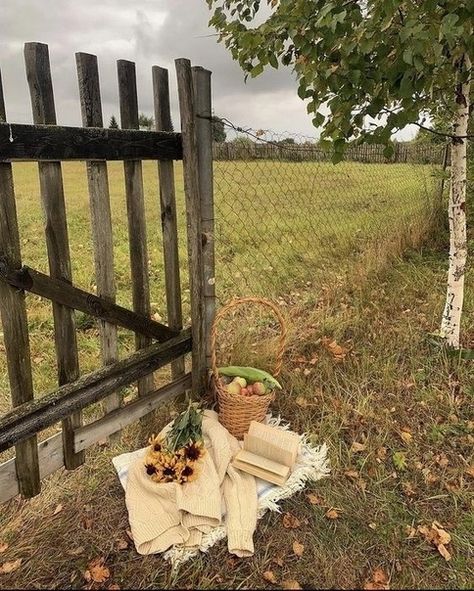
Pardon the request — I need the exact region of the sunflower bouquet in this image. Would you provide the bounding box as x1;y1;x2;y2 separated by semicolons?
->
144;401;206;485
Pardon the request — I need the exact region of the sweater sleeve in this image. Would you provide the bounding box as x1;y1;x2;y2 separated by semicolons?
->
222;438;258;557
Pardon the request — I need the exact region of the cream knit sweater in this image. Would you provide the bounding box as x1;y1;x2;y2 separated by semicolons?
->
125;410;257;557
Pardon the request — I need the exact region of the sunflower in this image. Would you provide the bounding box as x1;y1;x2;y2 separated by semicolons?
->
182;440;205;462
147;434;164;454
179;462;198;483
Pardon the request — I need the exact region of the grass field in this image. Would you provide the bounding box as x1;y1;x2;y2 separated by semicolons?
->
1;159;472;589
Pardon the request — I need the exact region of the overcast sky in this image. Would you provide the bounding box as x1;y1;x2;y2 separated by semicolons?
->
0;0;416;140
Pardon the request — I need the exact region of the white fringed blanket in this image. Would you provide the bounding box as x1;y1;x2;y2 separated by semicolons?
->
112;416;329;568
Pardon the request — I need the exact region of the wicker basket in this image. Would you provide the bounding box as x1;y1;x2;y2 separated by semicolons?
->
211;297;287;440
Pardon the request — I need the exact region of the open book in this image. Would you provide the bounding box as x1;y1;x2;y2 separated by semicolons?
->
232;421;300;485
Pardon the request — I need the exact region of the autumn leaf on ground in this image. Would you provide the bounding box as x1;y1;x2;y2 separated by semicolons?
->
345;469;359;479
282;513;301;529
67;546;85;556
115;538;129;551
0;542;8;554
405;525;416;539
351;441;366;453
321;337;349;361
292;540;304;557
465;465;474;478
400;430;413;444
263;570;277;584
53;503;63;516
418;522;452;561
282;580;302;590
0;559;22;575
306;493;323;505
325;507;342;519
363;567;390;590
84;558;110;583
108;585;121;590
295;396;312;408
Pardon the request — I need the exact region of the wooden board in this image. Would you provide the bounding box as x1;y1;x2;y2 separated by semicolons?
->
24;41;84;470
0;122;182;161
0;67;41;497
153;65;185;380
0;329;192;453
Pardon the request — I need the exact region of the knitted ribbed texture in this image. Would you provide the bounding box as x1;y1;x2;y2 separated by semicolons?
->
125;410;257;556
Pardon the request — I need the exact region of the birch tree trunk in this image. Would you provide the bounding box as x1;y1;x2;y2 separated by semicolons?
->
440;56;471;348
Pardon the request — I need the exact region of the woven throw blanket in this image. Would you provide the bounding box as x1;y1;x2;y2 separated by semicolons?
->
112;416;329;568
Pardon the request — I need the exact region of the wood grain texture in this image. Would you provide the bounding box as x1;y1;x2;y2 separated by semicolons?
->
0;329;192;453
24;41;84;470
76;51;120;421
74;372;192;452
192;66;216;368
0;122;182;161
175;58;206;396
0;433;63;504
153;65;185;380
0;67;41;498
117;59;154;400
0;263;177;341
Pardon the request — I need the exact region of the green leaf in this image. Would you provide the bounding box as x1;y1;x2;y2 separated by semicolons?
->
250;62;264;77
312;112;325;127
383;144;394;159
392;451;407;471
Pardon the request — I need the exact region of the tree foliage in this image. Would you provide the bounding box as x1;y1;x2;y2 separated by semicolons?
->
109;115;119;129
138;113;154;130
212;116;227;142
207;0;473;161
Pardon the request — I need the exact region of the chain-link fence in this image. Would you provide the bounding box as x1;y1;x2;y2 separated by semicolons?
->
212;119;446;302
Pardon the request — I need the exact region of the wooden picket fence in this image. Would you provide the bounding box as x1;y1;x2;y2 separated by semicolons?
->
0;43;216;503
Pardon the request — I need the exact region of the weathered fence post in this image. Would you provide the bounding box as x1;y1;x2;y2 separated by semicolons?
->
192;66;216;372
175;58;206;396
0;68;41;497
76;53;120;432
117;59;155;404
152;66;185;381
24;42;85;470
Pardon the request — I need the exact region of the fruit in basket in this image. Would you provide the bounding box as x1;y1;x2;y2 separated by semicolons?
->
233;377;247;388
252;381;266;396
241;387;249;396
225;381;241;396
246;384;254;396
218;366;282;391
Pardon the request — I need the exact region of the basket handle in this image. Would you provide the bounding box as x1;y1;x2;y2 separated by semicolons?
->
210;296;287;381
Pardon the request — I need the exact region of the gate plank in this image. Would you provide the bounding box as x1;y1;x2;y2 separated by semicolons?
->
76;52;120;423
175;58;206;396
117;59;154;401
0;329;192;452
24;42;84;470
0;122;182;161
152;66;185;380
0;263;177;341
0;68;41;498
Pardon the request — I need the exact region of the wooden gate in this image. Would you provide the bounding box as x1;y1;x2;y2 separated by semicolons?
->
0;43;216;503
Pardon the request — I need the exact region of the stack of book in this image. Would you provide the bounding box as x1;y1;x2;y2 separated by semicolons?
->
232;421;300;485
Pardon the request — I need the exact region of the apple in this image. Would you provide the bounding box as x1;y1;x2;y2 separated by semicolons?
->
246;384;254;396
240;387;249;396
252;382;266;396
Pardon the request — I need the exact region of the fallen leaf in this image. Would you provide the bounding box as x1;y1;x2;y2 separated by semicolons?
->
115;538;128;551
271;556;284;567
108;585;121;590
325;508;342;519
400;430;413;444
436;454;449;468
465;465;474;478
357;478;367;491
306;493;323;505
437;543;452;561
53;503;63;516
0;559;22;575
344;469;359;479
303;368;312;376
351;441;366;453
67;546;85;556
322;337;349;361
376;447;387;460
81;517;93;530
402;481;416;497
84;558;110;584
292;540;304;557
282;513;301;529
295;396;310;408
363;567;390;590
368;522;377;530
432;522;451;546
405;525;416;539
282;580;302;590
0;543;8;554
263;570;277;584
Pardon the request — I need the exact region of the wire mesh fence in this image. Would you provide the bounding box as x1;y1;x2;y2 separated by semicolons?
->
212;119;446;302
